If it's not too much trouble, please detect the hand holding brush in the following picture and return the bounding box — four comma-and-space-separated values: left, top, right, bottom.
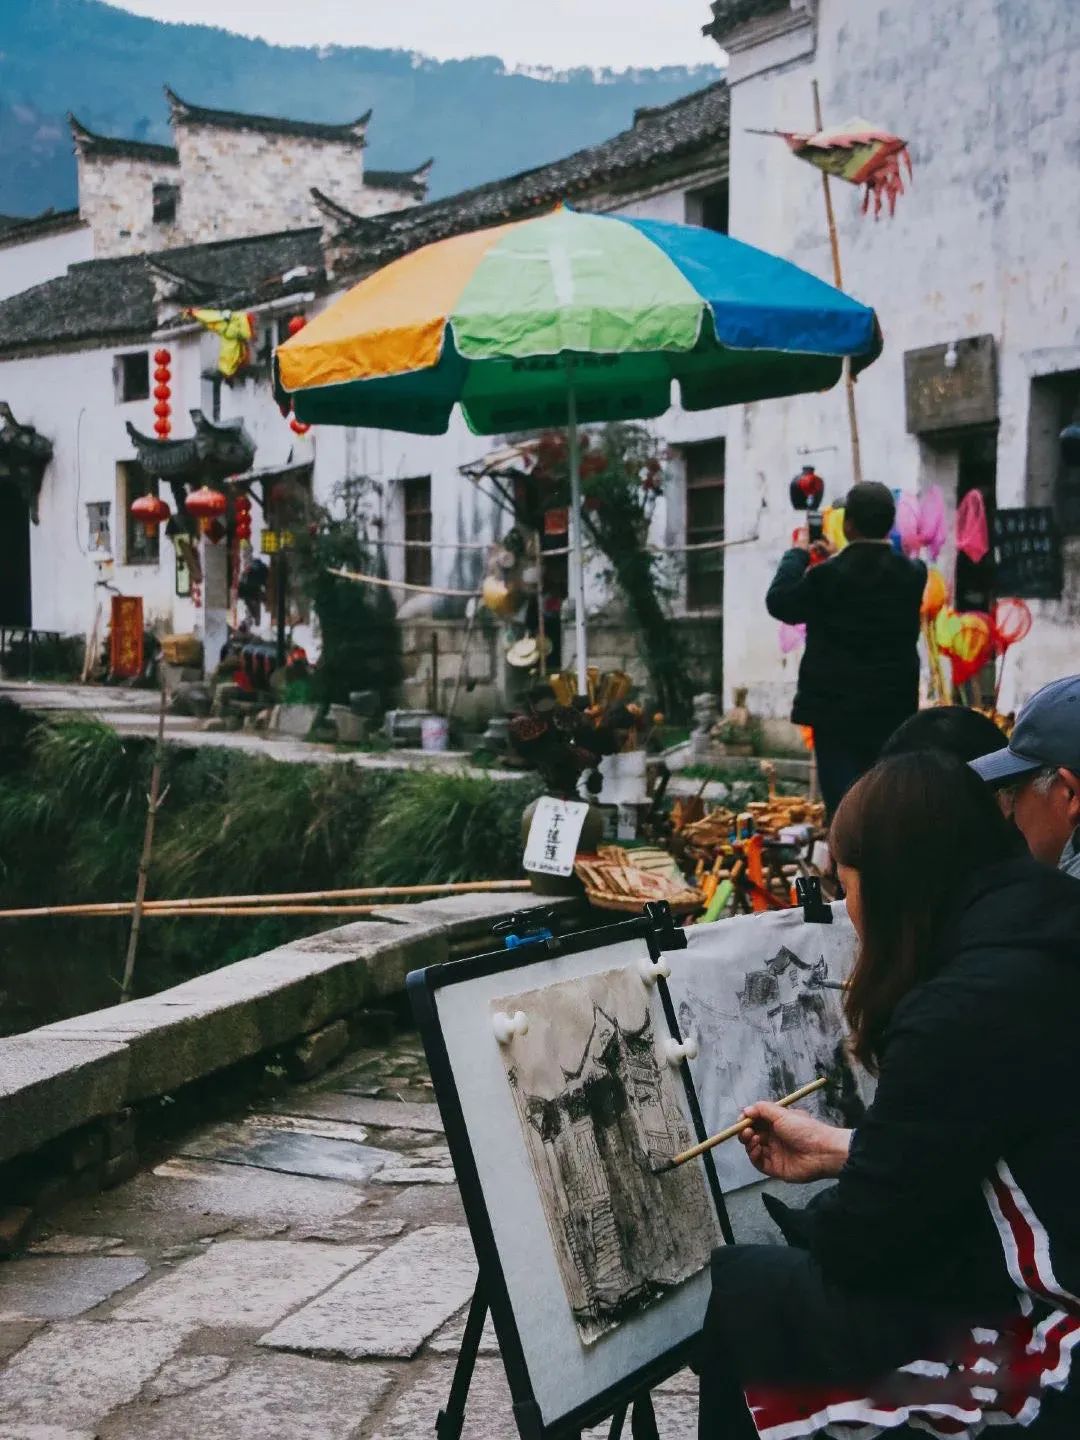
653, 1077, 842, 1177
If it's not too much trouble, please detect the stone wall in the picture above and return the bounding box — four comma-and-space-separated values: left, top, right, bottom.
397, 611, 724, 727
76, 152, 182, 259
171, 122, 375, 246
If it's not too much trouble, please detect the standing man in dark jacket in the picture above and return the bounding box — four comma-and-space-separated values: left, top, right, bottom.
766, 481, 926, 816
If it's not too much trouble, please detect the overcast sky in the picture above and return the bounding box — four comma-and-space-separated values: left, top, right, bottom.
109, 1, 721, 72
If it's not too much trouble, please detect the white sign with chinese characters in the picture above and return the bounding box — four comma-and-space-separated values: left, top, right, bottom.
522, 796, 589, 877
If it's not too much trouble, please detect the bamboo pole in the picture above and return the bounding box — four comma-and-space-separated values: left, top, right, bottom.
653, 1077, 827, 1174
812, 80, 863, 487
120, 681, 168, 1001
128, 905, 385, 918
0, 879, 531, 923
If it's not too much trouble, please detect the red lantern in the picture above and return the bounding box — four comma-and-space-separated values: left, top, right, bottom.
286, 315, 307, 336
153, 383, 171, 401
154, 348, 171, 366
154, 366, 171, 384
185, 485, 227, 535
130, 492, 170, 538
154, 419, 171, 437
289, 418, 312, 435
153, 401, 171, 419
790, 465, 825, 511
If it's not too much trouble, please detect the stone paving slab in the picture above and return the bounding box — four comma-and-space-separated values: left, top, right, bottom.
114, 1239, 374, 1330
106, 1157, 369, 1229
99, 1352, 395, 1440
0, 1428, 98, 1440
429, 1306, 501, 1356
0, 1319, 188, 1429
0, 1256, 148, 1321
280, 1094, 444, 1132
369, 1357, 517, 1438
177, 1124, 397, 1184
0, 1320, 43, 1363
260, 1224, 477, 1360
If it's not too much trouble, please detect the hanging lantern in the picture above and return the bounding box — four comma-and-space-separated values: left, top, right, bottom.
789, 465, 825, 511
289, 417, 312, 435
154, 419, 171, 438
286, 315, 307, 336
130, 492, 170, 538
154, 366, 171, 385
153, 401, 172, 419
185, 485, 227, 536
154, 348, 171, 366
153, 383, 171, 402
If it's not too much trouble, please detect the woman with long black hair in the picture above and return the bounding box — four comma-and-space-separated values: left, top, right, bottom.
698, 751, 1080, 1439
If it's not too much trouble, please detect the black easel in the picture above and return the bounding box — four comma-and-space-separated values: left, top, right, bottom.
412, 902, 721, 1440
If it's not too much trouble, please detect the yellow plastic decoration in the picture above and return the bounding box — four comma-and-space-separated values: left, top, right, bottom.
188, 308, 254, 378
821, 505, 847, 551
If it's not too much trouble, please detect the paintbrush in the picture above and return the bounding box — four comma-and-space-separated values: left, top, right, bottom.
652, 1076, 828, 1175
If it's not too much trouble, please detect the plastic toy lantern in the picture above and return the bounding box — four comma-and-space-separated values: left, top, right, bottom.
130, 492, 170, 537
935, 608, 993, 688
920, 566, 949, 620
185, 485, 227, 536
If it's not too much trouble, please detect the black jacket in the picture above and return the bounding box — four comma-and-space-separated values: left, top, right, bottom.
766, 542, 926, 733
772, 859, 1080, 1313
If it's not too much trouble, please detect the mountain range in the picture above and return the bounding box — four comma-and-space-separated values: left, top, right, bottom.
0, 0, 723, 219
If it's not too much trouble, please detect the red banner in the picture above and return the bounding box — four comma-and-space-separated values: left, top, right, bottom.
110, 595, 144, 679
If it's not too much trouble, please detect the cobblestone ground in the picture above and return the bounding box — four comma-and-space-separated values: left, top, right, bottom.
0, 1030, 697, 1438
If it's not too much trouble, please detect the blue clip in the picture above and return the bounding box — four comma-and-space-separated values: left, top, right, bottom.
504, 929, 553, 950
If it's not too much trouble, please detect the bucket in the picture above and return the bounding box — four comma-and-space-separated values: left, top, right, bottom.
421, 715, 450, 752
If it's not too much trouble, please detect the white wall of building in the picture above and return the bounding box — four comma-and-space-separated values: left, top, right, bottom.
0, 224, 93, 301
718, 0, 1080, 717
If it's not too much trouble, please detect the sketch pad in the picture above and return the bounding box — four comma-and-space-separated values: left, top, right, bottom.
667, 903, 868, 1196
410, 928, 728, 1437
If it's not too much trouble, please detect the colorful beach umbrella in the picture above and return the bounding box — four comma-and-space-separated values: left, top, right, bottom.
275, 205, 881, 688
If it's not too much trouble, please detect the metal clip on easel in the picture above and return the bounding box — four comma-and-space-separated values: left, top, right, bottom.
795, 874, 833, 924
491, 907, 559, 950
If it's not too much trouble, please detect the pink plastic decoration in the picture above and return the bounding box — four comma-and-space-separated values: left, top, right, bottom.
778, 623, 806, 654
956, 489, 990, 564
896, 487, 947, 560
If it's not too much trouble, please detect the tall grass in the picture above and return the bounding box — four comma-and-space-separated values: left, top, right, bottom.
0, 715, 537, 1028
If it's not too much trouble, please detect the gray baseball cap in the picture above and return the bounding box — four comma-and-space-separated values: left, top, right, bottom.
971, 674, 1080, 785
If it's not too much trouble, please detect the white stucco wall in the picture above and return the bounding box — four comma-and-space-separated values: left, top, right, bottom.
0, 224, 94, 300
717, 0, 1080, 717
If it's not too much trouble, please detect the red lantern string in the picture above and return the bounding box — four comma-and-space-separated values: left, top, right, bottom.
152, 348, 173, 439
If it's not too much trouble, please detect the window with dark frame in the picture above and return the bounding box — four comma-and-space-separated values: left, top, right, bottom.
684, 440, 725, 611
117, 461, 160, 565
685, 182, 729, 235
115, 351, 150, 404
152, 182, 179, 225
403, 476, 433, 588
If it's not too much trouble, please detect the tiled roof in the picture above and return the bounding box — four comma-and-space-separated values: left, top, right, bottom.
364, 162, 434, 200
165, 88, 371, 144
0, 209, 85, 250
0, 228, 323, 356
329, 79, 729, 270
68, 115, 179, 166
703, 0, 792, 41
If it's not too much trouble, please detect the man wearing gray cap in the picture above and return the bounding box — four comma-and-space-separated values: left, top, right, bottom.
971, 674, 1080, 878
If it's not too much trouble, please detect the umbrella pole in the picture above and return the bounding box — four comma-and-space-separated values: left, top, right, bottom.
812, 80, 863, 487
566, 373, 589, 695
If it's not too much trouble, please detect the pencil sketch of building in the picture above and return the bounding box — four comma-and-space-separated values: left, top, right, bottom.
495, 967, 720, 1346
669, 909, 874, 1197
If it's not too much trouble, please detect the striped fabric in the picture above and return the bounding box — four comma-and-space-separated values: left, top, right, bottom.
744, 1162, 1080, 1438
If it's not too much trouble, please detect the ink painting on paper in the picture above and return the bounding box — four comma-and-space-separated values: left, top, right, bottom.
492, 965, 721, 1345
